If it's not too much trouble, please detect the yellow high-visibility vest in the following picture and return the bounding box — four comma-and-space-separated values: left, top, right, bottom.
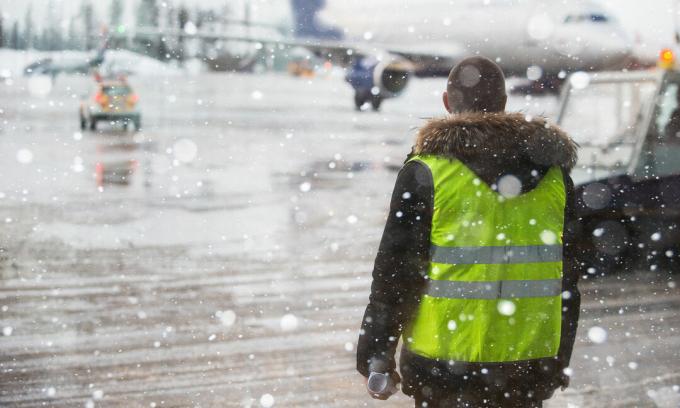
405, 155, 565, 363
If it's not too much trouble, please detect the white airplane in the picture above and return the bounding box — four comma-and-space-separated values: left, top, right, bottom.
23, 40, 109, 78
320, 0, 632, 74
122, 0, 635, 110
313, 0, 634, 108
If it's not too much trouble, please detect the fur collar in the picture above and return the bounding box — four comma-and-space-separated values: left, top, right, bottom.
413, 111, 578, 169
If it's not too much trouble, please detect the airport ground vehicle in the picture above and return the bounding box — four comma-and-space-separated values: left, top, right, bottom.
80, 78, 141, 131
558, 53, 680, 273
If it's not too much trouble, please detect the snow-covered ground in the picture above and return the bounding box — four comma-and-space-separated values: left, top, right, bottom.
0, 49, 186, 79
0, 72, 678, 407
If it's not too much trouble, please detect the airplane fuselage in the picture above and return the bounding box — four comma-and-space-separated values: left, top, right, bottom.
319, 0, 632, 76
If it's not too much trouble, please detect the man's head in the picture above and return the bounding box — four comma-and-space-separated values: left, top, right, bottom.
443, 56, 507, 114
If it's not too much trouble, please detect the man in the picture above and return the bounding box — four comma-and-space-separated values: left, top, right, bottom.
357, 56, 581, 407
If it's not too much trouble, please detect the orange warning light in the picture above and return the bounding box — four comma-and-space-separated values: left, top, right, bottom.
659, 48, 675, 69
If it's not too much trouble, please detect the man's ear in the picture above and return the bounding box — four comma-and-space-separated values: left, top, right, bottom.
442, 91, 452, 113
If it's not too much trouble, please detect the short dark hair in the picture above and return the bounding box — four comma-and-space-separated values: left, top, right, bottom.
447, 56, 507, 113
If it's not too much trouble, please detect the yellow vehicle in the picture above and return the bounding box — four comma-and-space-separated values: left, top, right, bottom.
79, 78, 141, 131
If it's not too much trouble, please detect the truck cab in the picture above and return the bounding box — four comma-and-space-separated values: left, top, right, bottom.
557, 60, 680, 273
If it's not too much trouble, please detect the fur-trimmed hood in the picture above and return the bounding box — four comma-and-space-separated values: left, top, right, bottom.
413, 111, 578, 170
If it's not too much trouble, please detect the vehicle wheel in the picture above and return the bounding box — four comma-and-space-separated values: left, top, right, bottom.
371, 96, 383, 111
90, 119, 97, 131
133, 119, 141, 131
80, 115, 87, 130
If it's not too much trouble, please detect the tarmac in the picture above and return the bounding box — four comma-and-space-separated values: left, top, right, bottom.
0, 72, 678, 407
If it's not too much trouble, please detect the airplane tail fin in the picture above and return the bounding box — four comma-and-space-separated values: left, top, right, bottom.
290, 0, 343, 40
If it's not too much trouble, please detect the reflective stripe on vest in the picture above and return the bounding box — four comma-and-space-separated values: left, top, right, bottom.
404, 155, 566, 364
425, 278, 563, 299
430, 244, 563, 264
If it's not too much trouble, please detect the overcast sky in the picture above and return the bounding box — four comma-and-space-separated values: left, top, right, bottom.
0, 0, 676, 49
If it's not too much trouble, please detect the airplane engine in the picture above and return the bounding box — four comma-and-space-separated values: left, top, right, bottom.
345, 55, 413, 111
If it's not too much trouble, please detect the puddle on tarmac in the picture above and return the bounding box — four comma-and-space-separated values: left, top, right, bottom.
89, 131, 156, 187
277, 158, 393, 191
95, 159, 138, 186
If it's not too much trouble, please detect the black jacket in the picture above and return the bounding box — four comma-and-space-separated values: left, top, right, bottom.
357, 111, 582, 401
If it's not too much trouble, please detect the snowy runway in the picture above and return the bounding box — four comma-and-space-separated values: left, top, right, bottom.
0, 72, 678, 407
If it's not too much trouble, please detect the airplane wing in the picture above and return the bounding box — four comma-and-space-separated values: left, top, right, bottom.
117, 28, 466, 74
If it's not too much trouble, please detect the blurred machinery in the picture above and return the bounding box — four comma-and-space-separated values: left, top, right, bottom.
559, 49, 680, 273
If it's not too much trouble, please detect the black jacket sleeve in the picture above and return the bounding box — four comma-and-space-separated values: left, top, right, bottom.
356, 160, 433, 377
558, 173, 582, 371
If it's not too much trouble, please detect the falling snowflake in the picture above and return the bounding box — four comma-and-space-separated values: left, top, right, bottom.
540, 230, 557, 245
260, 393, 275, 407
16, 149, 34, 164
587, 326, 607, 344
497, 300, 516, 316
280, 314, 298, 331
498, 174, 522, 198
569, 72, 590, 90
217, 310, 237, 327
173, 139, 198, 163
299, 182, 311, 192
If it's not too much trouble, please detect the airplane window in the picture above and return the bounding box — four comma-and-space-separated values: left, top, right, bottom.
564, 14, 608, 23
590, 14, 608, 23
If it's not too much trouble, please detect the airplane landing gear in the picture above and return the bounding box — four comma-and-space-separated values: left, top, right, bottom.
371, 96, 382, 111
354, 90, 383, 111
510, 75, 564, 95
354, 92, 365, 111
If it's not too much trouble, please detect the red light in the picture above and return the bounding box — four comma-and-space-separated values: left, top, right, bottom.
95, 162, 104, 187
95, 92, 108, 106
127, 93, 139, 104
